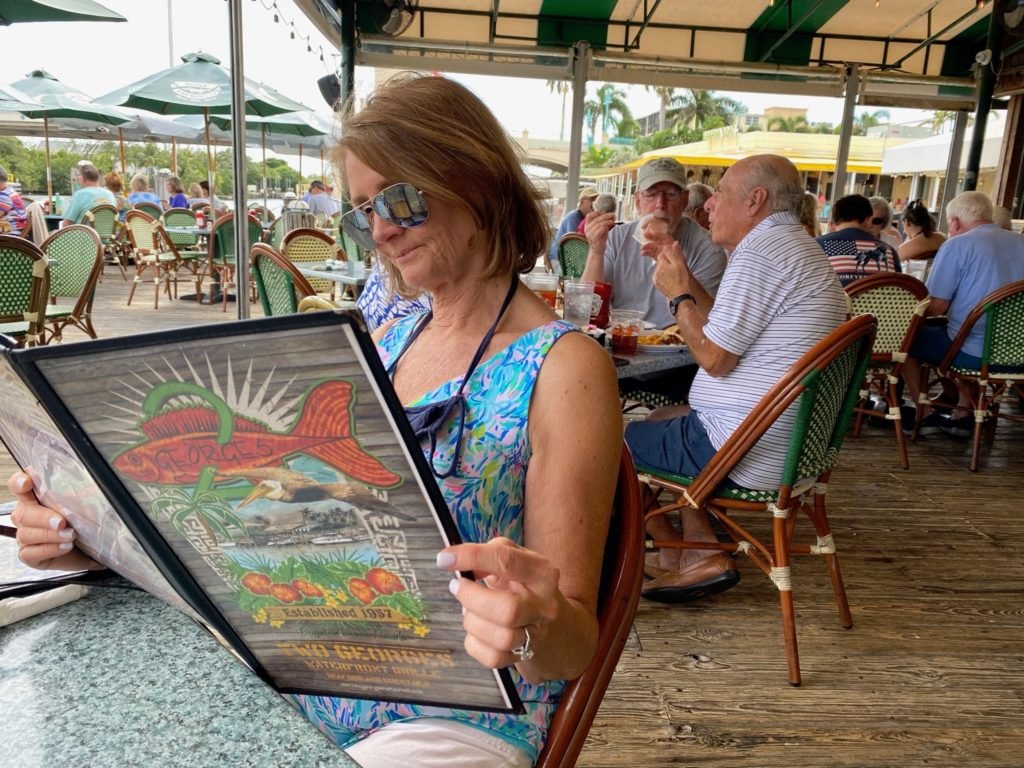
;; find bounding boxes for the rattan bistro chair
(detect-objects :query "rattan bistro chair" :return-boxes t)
[132,201,163,220]
[846,272,930,470]
[637,315,876,686]
[81,202,124,279]
[534,443,644,768]
[251,243,317,316]
[912,280,1024,471]
[0,235,50,347]
[557,233,589,279]
[208,212,263,312]
[282,227,340,299]
[40,225,104,341]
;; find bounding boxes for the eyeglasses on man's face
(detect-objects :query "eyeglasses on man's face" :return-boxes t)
[639,187,683,202]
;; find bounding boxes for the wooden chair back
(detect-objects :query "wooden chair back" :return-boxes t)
[125,209,158,255]
[557,233,589,278]
[845,272,931,469]
[133,202,163,220]
[40,225,104,340]
[0,234,50,347]
[82,203,119,243]
[251,243,317,316]
[160,207,201,250]
[282,227,338,296]
[535,444,644,768]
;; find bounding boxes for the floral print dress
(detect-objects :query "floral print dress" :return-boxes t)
[287,313,578,762]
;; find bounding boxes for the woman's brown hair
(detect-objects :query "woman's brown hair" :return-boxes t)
[104,171,123,194]
[334,73,549,297]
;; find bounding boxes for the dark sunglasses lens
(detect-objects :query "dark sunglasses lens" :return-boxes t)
[871,217,885,225]
[375,184,429,228]
[341,209,377,251]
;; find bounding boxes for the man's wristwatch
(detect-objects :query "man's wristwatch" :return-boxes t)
[669,293,696,315]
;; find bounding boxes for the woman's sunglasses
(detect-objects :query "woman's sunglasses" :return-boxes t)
[340,182,429,251]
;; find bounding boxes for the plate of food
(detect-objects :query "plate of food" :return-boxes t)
[636,326,688,354]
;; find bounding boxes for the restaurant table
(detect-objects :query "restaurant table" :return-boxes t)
[613,346,695,379]
[0,565,358,767]
[296,262,368,298]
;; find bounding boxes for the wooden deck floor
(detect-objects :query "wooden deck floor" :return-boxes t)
[3,263,1023,767]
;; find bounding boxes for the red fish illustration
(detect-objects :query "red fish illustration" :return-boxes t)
[113,380,401,488]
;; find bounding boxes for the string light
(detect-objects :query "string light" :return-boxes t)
[252,0,331,72]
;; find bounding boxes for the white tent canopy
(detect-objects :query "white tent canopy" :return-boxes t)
[882,117,1007,175]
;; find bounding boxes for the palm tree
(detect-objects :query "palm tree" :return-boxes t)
[546,79,571,141]
[766,115,810,133]
[644,85,678,132]
[585,84,633,144]
[919,110,958,134]
[853,108,891,136]
[673,89,744,131]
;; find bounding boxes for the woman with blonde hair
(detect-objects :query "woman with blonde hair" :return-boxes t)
[798,191,821,237]
[127,174,161,207]
[10,73,622,768]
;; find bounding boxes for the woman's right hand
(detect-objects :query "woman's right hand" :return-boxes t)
[8,472,101,572]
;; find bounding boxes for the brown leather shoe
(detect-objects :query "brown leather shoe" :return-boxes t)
[641,553,740,604]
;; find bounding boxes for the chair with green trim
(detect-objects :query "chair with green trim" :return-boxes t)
[912,279,1024,471]
[133,202,163,220]
[208,212,263,312]
[0,234,50,347]
[636,315,876,686]
[160,207,207,261]
[124,210,180,309]
[81,203,125,280]
[251,243,317,316]
[845,272,930,470]
[282,227,340,299]
[557,233,589,279]
[264,215,287,250]
[39,225,103,341]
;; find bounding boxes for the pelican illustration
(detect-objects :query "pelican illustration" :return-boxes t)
[221,467,413,520]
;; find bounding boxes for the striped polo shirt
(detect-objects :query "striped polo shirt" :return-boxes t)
[689,212,847,489]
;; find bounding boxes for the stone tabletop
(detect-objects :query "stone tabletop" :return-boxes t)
[0,573,357,768]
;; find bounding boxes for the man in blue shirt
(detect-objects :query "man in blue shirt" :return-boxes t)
[61,163,115,226]
[904,191,1024,436]
[548,186,597,268]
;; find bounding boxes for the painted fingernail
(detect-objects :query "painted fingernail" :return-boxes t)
[58,542,73,551]
[48,515,62,530]
[58,529,74,540]
[436,551,456,569]
[448,577,460,596]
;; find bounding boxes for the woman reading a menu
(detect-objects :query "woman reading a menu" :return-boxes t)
[9,74,622,768]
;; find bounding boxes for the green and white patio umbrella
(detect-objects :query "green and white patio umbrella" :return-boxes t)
[96,51,307,200]
[0,85,43,112]
[9,69,130,205]
[204,111,333,207]
[0,0,126,25]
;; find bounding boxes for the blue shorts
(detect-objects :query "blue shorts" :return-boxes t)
[910,324,985,369]
[625,412,718,478]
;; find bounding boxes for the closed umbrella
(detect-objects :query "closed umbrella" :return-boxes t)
[10,69,130,206]
[0,0,126,25]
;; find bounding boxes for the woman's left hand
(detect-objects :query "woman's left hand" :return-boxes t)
[437,537,563,678]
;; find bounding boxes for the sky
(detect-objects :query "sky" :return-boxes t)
[2,0,940,171]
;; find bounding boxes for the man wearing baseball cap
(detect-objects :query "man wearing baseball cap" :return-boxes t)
[582,157,726,330]
[306,179,340,218]
[549,186,599,267]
